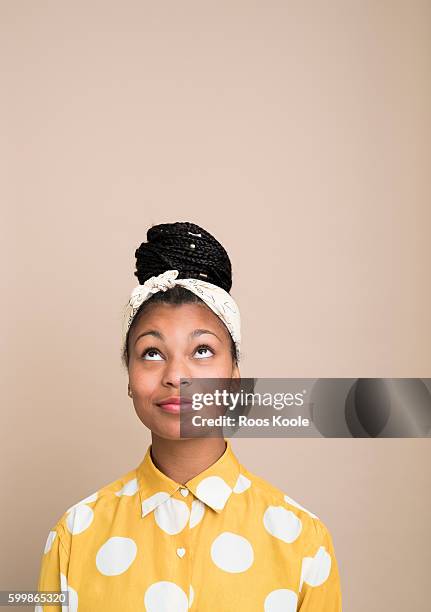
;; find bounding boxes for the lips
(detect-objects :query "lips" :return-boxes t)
[156,396,194,414]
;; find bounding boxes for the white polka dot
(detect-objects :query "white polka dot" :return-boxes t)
[264,588,298,611]
[189,499,205,528]
[35,606,43,612]
[284,494,319,519]
[189,584,194,608]
[116,478,139,496]
[176,547,186,558]
[142,491,171,517]
[144,580,188,612]
[66,585,78,612]
[60,573,67,612]
[66,491,98,513]
[44,530,57,553]
[196,476,232,510]
[300,546,332,589]
[263,505,302,543]
[60,572,67,590]
[66,504,94,535]
[60,573,78,612]
[154,497,190,535]
[96,536,137,576]
[211,531,254,573]
[233,473,251,494]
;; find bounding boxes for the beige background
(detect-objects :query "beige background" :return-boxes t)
[1,1,430,610]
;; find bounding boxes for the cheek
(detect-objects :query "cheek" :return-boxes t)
[129,363,159,399]
[129,373,161,428]
[202,353,234,377]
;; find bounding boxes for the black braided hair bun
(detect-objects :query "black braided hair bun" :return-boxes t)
[134,222,232,293]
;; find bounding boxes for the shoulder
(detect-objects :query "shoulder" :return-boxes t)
[50,466,140,547]
[239,463,319,518]
[238,464,336,552]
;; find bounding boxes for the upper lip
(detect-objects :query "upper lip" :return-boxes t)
[157,396,193,406]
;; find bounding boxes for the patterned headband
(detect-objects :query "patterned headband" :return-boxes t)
[122,269,241,362]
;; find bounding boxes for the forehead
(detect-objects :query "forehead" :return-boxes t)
[131,302,230,341]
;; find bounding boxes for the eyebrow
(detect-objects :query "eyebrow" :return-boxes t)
[134,328,221,347]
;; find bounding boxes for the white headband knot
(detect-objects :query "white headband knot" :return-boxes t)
[122,269,241,362]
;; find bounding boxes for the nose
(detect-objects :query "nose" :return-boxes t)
[161,356,193,389]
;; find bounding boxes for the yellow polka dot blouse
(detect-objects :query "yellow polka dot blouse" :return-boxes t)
[36,439,342,611]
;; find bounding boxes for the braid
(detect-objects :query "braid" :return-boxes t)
[134,221,232,292]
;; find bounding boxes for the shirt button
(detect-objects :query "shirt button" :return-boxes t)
[177,547,186,558]
[179,487,189,497]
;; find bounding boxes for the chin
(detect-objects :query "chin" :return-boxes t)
[148,421,183,441]
[135,409,200,441]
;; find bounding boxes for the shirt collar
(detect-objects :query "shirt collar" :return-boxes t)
[136,438,241,518]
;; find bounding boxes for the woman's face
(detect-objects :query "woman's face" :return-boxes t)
[128,302,240,440]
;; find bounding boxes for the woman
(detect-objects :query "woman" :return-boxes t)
[36,221,342,611]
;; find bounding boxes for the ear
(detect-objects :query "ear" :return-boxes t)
[231,363,240,379]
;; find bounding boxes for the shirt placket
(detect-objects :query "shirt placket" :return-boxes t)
[174,485,193,604]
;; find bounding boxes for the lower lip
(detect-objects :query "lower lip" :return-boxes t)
[157,403,194,414]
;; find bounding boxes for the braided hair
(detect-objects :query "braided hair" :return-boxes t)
[121,222,237,368]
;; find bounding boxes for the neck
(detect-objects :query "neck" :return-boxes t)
[149,434,227,484]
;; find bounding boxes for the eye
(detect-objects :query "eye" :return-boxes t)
[141,347,163,361]
[194,344,215,359]
[140,344,215,361]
